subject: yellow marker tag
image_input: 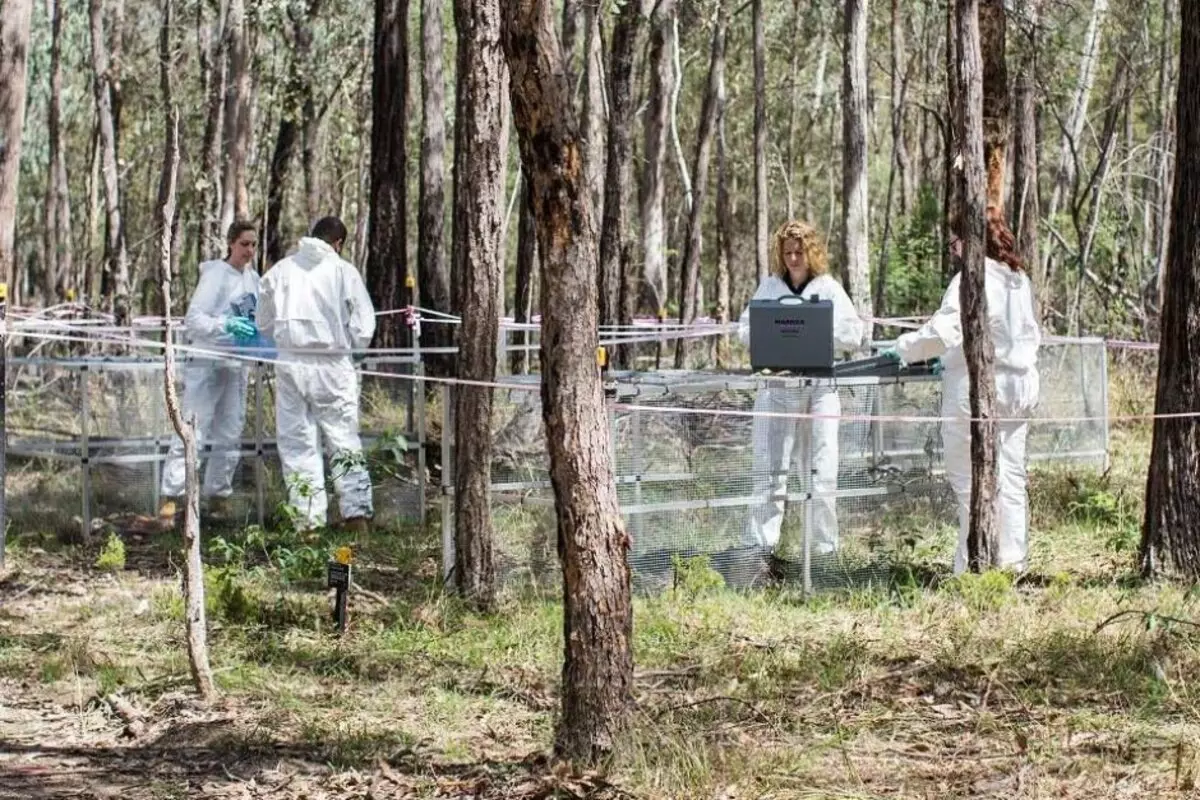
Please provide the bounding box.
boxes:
[334,546,354,565]
[596,346,608,368]
[405,274,416,289]
[0,283,8,301]
[658,307,667,320]
[65,288,76,302]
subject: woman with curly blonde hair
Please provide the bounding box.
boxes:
[730,220,864,586]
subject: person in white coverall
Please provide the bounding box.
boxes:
[257,216,376,533]
[738,220,865,566]
[885,214,1041,574]
[159,220,261,519]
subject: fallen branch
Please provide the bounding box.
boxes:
[104,693,146,738]
[655,695,772,725]
[1094,608,1200,634]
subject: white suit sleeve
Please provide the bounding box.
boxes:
[895,276,961,364]
[343,264,377,349]
[824,278,865,352]
[184,265,228,340]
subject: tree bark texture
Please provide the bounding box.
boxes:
[674,2,725,368]
[953,0,1000,572]
[1141,0,1200,578]
[220,0,251,233]
[580,1,606,215]
[752,0,768,283]
[842,0,870,326]
[597,0,642,350]
[155,0,181,314]
[198,0,226,260]
[0,0,30,302]
[980,0,1008,213]
[714,24,733,368]
[419,0,452,375]
[1011,48,1039,281]
[368,0,409,349]
[451,0,506,609]
[640,0,675,316]
[501,0,633,764]
[43,0,73,303]
[89,0,131,320]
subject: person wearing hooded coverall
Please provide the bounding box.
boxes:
[159,220,261,519]
[887,219,1042,574]
[257,216,376,532]
[737,220,865,572]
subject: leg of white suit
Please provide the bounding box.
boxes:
[745,389,801,550]
[940,385,973,575]
[275,363,328,529]
[161,365,219,498]
[201,365,248,497]
[309,360,374,521]
[808,387,841,555]
[996,420,1030,570]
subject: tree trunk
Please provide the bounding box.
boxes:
[368,0,409,349]
[220,0,251,234]
[1041,0,1108,296]
[0,0,31,301]
[155,0,181,315]
[953,0,999,572]
[451,0,506,610]
[198,0,226,259]
[501,0,632,764]
[598,0,642,354]
[1141,0,1200,577]
[842,0,870,329]
[714,24,734,369]
[580,1,606,214]
[980,0,1008,213]
[89,0,130,321]
[674,1,725,369]
[640,0,675,316]
[1011,68,1040,286]
[418,0,452,375]
[782,0,803,220]
[158,10,215,693]
[752,0,768,282]
[1153,0,1176,313]
[875,0,907,327]
[511,171,537,375]
[44,0,72,303]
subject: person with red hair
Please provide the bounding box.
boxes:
[883,210,1042,574]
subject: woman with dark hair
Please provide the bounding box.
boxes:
[884,210,1042,574]
[158,219,261,521]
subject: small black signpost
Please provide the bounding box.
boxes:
[327,551,351,634]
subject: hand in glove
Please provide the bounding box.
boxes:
[223,316,258,343]
[879,348,902,363]
[930,357,944,376]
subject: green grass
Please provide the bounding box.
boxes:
[5,379,1200,797]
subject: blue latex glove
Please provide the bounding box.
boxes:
[223,316,257,343]
[930,357,944,376]
[879,348,902,363]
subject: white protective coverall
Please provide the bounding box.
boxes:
[161,260,261,498]
[894,258,1041,574]
[738,274,865,555]
[258,237,377,529]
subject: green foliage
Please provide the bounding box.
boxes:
[876,186,948,320]
[670,553,725,597]
[93,533,126,572]
[945,568,1014,612]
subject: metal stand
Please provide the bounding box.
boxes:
[80,363,92,540]
[441,384,455,582]
[254,360,266,528]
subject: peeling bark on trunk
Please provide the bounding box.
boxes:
[220,0,251,233]
[501,0,632,765]
[953,0,999,572]
[0,0,30,302]
[674,2,725,369]
[1142,0,1200,578]
[1012,69,1040,286]
[155,0,181,315]
[368,0,409,349]
[714,25,734,369]
[451,0,506,610]
[980,0,1008,213]
[580,1,606,214]
[198,0,226,259]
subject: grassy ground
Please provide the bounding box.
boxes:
[4,403,1199,797]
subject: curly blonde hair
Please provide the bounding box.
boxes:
[771,220,830,280]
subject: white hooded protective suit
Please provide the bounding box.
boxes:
[895,257,1041,574]
[258,237,377,529]
[738,273,865,555]
[161,260,260,499]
